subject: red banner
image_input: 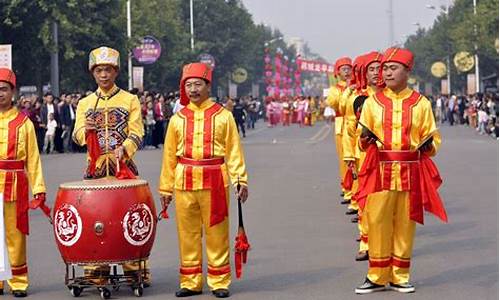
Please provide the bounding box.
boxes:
[299,59,334,73]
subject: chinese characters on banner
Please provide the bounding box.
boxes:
[298,59,334,74]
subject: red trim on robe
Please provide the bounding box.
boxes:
[400,92,420,190]
[5,113,30,235]
[374,92,393,189]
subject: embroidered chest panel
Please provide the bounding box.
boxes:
[85,107,129,152]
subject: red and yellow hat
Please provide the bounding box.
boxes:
[381,47,414,70]
[350,55,366,90]
[0,68,16,89]
[361,51,383,89]
[334,57,352,76]
[179,62,213,106]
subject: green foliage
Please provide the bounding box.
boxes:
[0,0,299,96]
[404,0,498,94]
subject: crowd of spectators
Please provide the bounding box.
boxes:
[430,92,499,139]
[15,90,266,155]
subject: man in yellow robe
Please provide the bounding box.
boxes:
[72,47,148,284]
[355,48,445,294]
[0,68,48,297]
[342,52,383,261]
[326,57,352,203]
[159,63,248,298]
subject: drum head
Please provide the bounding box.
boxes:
[59,178,148,190]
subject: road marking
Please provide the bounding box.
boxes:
[307,125,332,144]
[309,125,330,141]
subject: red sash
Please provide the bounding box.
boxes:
[357,148,448,224]
[178,157,227,227]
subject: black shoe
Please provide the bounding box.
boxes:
[340,199,350,205]
[356,236,361,242]
[389,282,415,293]
[175,288,202,297]
[345,208,358,215]
[212,289,230,298]
[354,278,385,294]
[351,216,359,223]
[13,290,28,298]
[340,192,344,197]
[355,251,369,261]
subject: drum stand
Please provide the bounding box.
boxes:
[65,260,147,299]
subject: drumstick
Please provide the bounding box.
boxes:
[116,156,120,174]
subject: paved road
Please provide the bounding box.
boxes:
[26,120,498,299]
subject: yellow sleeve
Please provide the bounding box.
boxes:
[326,86,340,112]
[418,96,441,156]
[122,96,145,158]
[338,87,353,117]
[224,113,248,187]
[72,99,87,146]
[342,93,357,161]
[25,120,46,195]
[158,117,178,196]
[358,96,377,152]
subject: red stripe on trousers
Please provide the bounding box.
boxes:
[208,264,231,276]
[12,265,28,275]
[179,266,202,275]
[392,257,411,268]
[369,258,392,268]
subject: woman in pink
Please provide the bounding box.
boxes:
[266,97,274,127]
[296,97,306,127]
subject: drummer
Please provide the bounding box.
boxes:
[72,47,147,284]
[0,68,49,297]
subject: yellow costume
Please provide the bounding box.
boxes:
[0,107,46,292]
[72,46,146,282]
[159,98,247,291]
[72,85,144,178]
[326,80,348,197]
[342,86,377,254]
[359,87,440,285]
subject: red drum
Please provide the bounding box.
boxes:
[53,179,157,264]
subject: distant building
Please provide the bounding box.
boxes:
[287,37,305,57]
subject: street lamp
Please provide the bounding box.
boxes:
[427,3,451,95]
[264,37,283,47]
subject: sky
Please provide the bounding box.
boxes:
[241,0,454,62]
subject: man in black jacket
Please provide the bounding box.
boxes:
[232,98,246,137]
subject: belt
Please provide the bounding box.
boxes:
[178,157,225,166]
[0,160,24,171]
[379,151,419,162]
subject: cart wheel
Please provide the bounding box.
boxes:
[100,288,111,299]
[134,286,143,297]
[70,286,82,297]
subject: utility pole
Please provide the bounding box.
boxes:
[127,0,133,90]
[473,0,480,92]
[190,0,195,51]
[388,0,395,46]
[50,21,60,97]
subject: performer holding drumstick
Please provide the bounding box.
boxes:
[72,46,147,285]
